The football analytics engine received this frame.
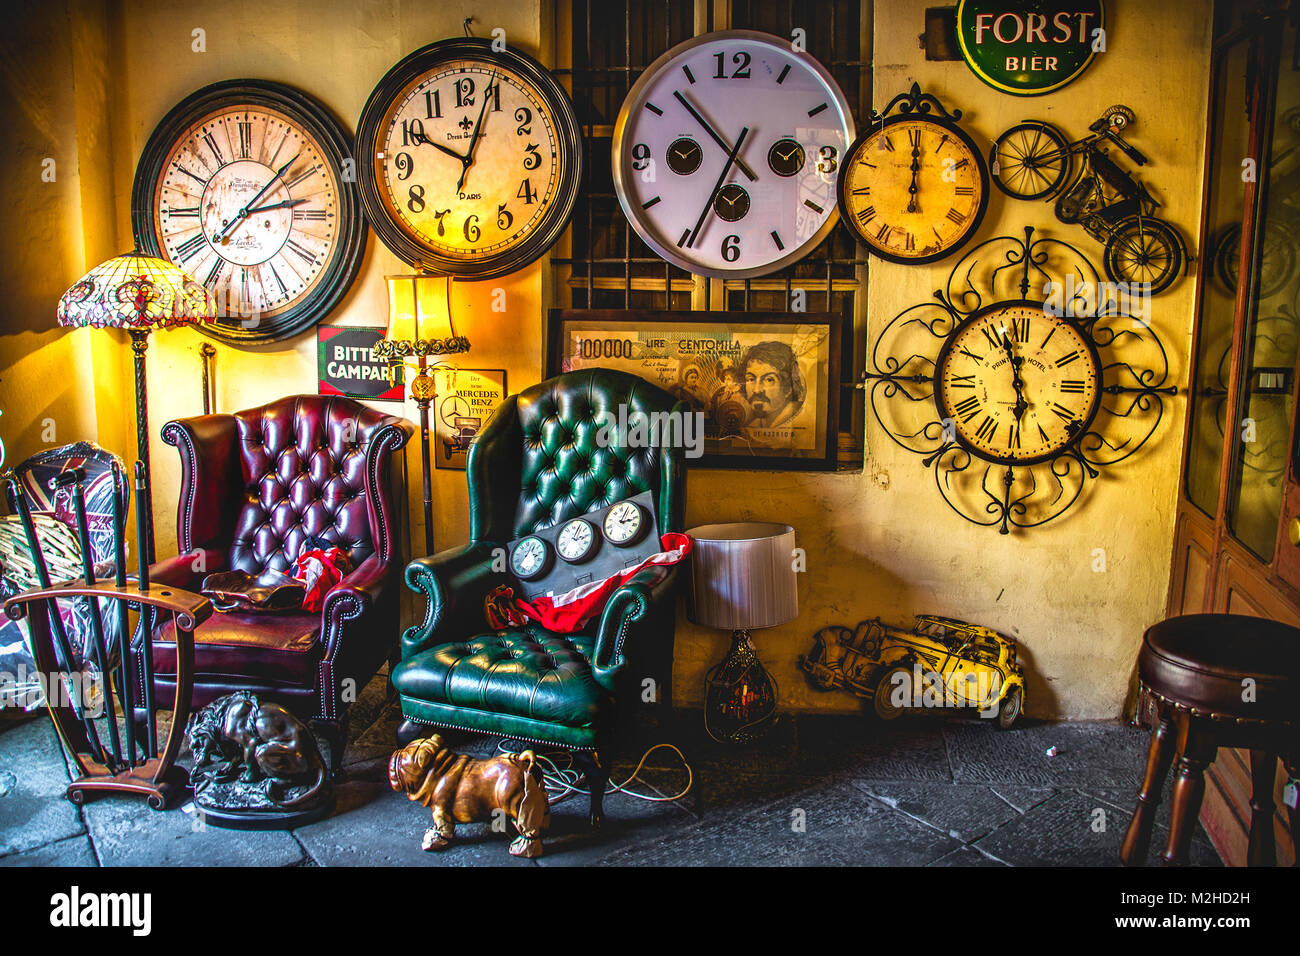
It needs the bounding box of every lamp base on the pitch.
[704,629,779,744]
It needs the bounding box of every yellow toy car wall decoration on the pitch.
[799,615,1026,728]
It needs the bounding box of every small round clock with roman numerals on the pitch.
[839,83,989,265]
[355,37,581,279]
[612,30,854,279]
[132,80,365,344]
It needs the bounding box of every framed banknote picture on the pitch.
[546,310,842,471]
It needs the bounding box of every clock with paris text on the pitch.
[838,83,990,265]
[612,30,855,279]
[355,37,582,278]
[131,80,365,344]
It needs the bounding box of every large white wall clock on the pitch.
[612,30,855,279]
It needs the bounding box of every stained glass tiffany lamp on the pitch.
[56,251,217,561]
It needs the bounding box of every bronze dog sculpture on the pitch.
[187,690,327,809]
[388,735,551,858]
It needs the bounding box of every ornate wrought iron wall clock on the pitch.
[862,227,1177,533]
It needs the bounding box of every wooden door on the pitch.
[1165,0,1300,866]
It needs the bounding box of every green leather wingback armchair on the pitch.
[391,369,687,825]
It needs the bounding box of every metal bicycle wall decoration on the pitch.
[861,226,1177,534]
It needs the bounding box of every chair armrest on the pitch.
[402,542,506,658]
[591,565,679,689]
[319,552,390,658]
[147,549,227,590]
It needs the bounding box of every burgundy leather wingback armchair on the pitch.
[140,395,413,773]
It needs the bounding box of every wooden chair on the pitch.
[2,463,208,809]
[1120,614,1299,866]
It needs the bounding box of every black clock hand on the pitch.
[214,153,299,242]
[906,139,922,213]
[420,136,470,164]
[685,126,749,249]
[672,91,758,181]
[244,198,308,214]
[1002,332,1028,421]
[456,71,498,193]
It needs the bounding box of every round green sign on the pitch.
[956,0,1105,97]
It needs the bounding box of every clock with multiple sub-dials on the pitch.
[356,37,582,278]
[612,30,855,278]
[131,80,365,344]
[935,301,1101,465]
[838,83,989,265]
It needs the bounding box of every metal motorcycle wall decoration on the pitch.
[989,106,1187,295]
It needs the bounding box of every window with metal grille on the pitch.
[550,0,870,462]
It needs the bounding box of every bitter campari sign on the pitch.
[956,0,1106,96]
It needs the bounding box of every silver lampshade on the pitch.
[687,522,798,631]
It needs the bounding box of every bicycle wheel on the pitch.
[1214,221,1296,298]
[990,122,1071,200]
[1104,217,1184,295]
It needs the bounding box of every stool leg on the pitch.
[1283,755,1299,867]
[1121,716,1176,865]
[1163,730,1213,866]
[1248,749,1278,867]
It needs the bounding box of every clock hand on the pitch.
[672,90,758,181]
[456,71,498,193]
[213,153,299,242]
[906,140,922,213]
[244,198,308,215]
[1001,332,1028,422]
[685,126,749,249]
[420,136,470,164]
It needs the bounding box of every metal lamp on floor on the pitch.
[56,251,217,563]
[376,273,470,556]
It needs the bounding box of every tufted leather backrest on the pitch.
[227,395,406,575]
[466,369,687,544]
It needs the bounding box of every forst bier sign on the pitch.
[956,1,1106,96]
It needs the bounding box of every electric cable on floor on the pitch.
[494,740,693,805]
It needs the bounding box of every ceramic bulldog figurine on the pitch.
[388,735,552,858]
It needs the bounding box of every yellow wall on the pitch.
[671,0,1210,720]
[0,0,1212,720]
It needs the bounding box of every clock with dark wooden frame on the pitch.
[131,79,365,345]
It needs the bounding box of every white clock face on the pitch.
[151,104,343,319]
[612,30,854,278]
[603,501,646,546]
[556,518,597,563]
[510,536,550,580]
[936,303,1102,465]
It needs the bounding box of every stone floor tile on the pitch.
[944,720,1150,788]
[294,780,536,866]
[926,845,1010,866]
[849,781,1024,843]
[80,795,304,867]
[0,719,86,856]
[971,789,1221,867]
[802,715,956,782]
[594,780,962,867]
[0,834,97,866]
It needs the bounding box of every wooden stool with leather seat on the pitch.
[1120,614,1299,866]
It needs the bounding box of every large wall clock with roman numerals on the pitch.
[861,227,1176,534]
[131,80,365,345]
[612,30,855,279]
[355,37,582,279]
